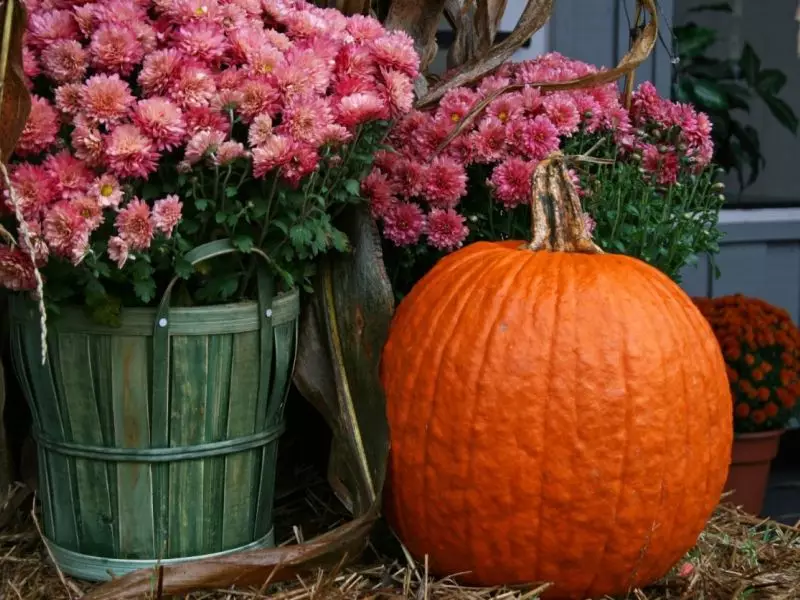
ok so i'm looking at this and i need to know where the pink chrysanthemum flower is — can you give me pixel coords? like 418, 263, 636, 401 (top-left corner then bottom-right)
487, 93, 523, 124
44, 150, 94, 200
138, 49, 184, 96
90, 23, 145, 76
43, 200, 90, 264
346, 14, 385, 42
583, 212, 596, 236
19, 220, 48, 267
382, 202, 425, 247
184, 106, 229, 136
369, 31, 419, 78
426, 208, 469, 251
281, 94, 332, 145
543, 93, 581, 136
252, 134, 294, 178
335, 44, 375, 80
54, 82, 84, 116
471, 116, 507, 164
107, 235, 130, 268
237, 78, 281, 122
40, 39, 88, 84
282, 9, 328, 39
133, 97, 187, 151
243, 43, 286, 77
488, 158, 536, 208
361, 169, 396, 219
70, 194, 105, 230
337, 92, 388, 128
0, 246, 37, 291
184, 129, 227, 166
177, 21, 229, 63
477, 74, 511, 96
439, 88, 480, 124
248, 114, 273, 147
70, 114, 106, 167
105, 124, 160, 179
422, 156, 467, 209
388, 157, 427, 200
6, 162, 57, 220
16, 95, 60, 156
518, 87, 543, 116
115, 197, 153, 250
279, 144, 318, 188
509, 114, 560, 161
88, 174, 124, 209
213, 141, 247, 166
152, 194, 183, 238
22, 46, 41, 81
277, 48, 332, 98
168, 64, 217, 109
319, 123, 352, 146
81, 73, 135, 125
642, 144, 680, 185
27, 9, 78, 49
378, 69, 412, 118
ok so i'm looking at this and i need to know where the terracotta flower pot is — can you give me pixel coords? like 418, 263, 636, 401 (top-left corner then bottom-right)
724, 429, 784, 515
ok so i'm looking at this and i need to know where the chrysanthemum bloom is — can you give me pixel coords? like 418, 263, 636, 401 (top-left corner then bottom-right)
379, 68, 414, 118
236, 78, 282, 123
54, 82, 84, 117
247, 114, 273, 147
115, 197, 154, 250
336, 92, 388, 128
177, 21, 229, 63
369, 31, 419, 78
281, 94, 332, 145
16, 95, 60, 156
168, 64, 217, 109
387, 157, 426, 200
42, 200, 90, 263
487, 93, 523, 124
90, 22, 145, 76
184, 106, 229, 136
488, 157, 536, 208
138, 48, 184, 96
5, 162, 57, 220
277, 48, 332, 98
508, 114, 560, 161
471, 116, 507, 164
70, 194, 105, 230
20, 221, 50, 267
543, 93, 581, 136
438, 88, 480, 124
107, 235, 130, 268
41, 39, 88, 84
0, 246, 37, 291
422, 156, 468, 209
583, 212, 597, 236
22, 46, 41, 81
213, 141, 247, 166
88, 174, 124, 209
184, 129, 227, 165
426, 208, 469, 251
152, 194, 183, 238
252, 134, 294, 178
477, 74, 511, 96
70, 114, 106, 167
133, 97, 187, 151
81, 73, 135, 125
44, 150, 94, 200
280, 144, 319, 188
27, 9, 79, 49
105, 124, 160, 179
282, 9, 329, 39
319, 124, 352, 147
382, 201, 425, 246
361, 169, 396, 219
346, 14, 385, 42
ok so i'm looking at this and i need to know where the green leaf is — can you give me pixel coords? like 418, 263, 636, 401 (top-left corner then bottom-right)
175, 257, 194, 279
289, 224, 313, 249
195, 198, 209, 210
674, 24, 717, 58
762, 96, 799, 134
225, 186, 238, 198
215, 211, 227, 223
739, 43, 760, 86
232, 234, 254, 252
344, 179, 361, 196
133, 278, 157, 304
688, 79, 728, 110
756, 69, 787, 96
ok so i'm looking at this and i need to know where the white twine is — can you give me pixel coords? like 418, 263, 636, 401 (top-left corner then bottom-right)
0, 160, 48, 365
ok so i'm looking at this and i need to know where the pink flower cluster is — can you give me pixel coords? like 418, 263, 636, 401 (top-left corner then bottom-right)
1, 0, 417, 291
365, 52, 713, 250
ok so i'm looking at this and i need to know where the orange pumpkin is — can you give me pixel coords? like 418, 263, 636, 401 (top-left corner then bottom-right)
380, 155, 733, 599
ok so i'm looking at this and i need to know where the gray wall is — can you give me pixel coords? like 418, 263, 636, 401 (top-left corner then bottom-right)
675, 0, 800, 203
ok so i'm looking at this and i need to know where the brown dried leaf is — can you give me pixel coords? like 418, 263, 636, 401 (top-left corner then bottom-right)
417, 0, 553, 107
475, 0, 509, 56
0, 0, 31, 164
444, 0, 478, 69
335, 0, 371, 16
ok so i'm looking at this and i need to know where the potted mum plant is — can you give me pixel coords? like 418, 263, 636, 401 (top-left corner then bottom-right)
362, 52, 726, 298
1, 0, 416, 582
693, 294, 800, 515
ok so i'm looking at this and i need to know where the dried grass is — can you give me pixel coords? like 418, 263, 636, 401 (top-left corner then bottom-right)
1, 478, 799, 600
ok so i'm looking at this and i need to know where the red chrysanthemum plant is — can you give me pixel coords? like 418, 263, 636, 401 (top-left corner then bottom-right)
694, 294, 800, 433
0, 0, 419, 329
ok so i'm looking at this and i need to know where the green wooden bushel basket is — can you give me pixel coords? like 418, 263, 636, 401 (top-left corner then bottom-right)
9, 239, 300, 581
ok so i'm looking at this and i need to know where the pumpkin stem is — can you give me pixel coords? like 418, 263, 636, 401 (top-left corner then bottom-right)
523, 152, 604, 254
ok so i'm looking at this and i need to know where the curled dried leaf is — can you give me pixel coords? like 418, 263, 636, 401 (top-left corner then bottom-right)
0, 0, 31, 164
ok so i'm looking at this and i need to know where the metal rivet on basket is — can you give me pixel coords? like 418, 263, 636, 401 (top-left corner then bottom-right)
158, 318, 168, 327
265, 309, 273, 318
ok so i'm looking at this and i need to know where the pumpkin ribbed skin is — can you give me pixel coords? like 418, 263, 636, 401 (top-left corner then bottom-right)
381, 240, 732, 600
